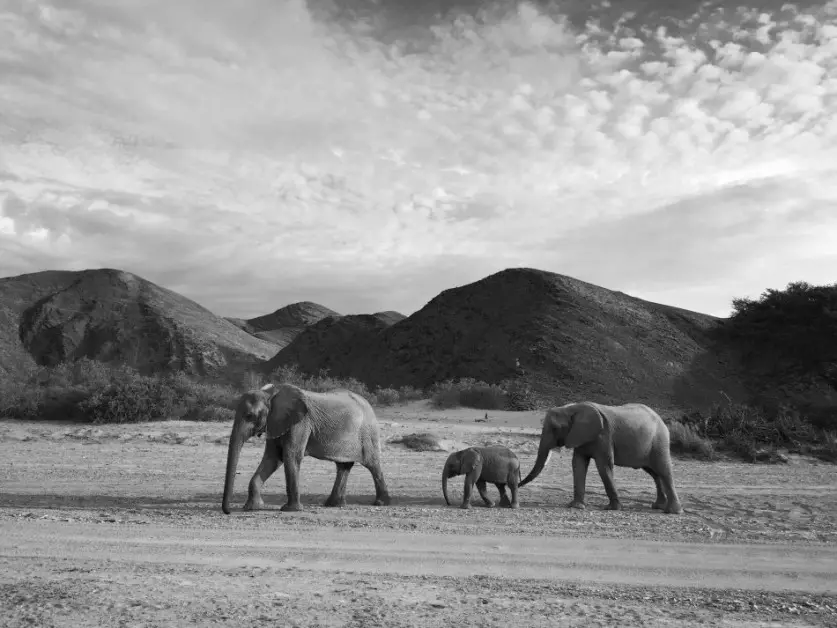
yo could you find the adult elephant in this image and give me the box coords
[221,383,391,514]
[519,402,683,514]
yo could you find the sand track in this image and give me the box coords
[1,408,836,627]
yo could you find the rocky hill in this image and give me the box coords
[266,268,742,412]
[226,301,340,348]
[0,269,277,378]
[264,314,400,376]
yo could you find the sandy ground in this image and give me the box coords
[1,401,836,627]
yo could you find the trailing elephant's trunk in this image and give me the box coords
[442,466,452,506]
[519,439,554,487]
[221,420,254,514]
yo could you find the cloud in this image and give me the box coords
[1,0,836,318]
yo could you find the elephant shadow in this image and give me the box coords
[0,491,216,512]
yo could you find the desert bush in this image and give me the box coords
[681,399,837,463]
[269,364,425,407]
[667,420,715,460]
[390,432,444,452]
[181,405,235,422]
[430,378,507,410]
[0,359,240,424]
[78,377,178,424]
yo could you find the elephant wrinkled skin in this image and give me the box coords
[221,383,391,514]
[442,446,521,510]
[519,402,683,514]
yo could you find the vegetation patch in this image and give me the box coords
[389,432,446,452]
[429,378,543,411]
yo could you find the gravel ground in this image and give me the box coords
[1,406,836,627]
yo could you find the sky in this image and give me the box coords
[1,0,836,319]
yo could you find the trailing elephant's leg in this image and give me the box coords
[324,461,354,507]
[362,459,391,506]
[495,483,511,507]
[244,438,283,511]
[568,450,591,509]
[594,455,621,510]
[476,480,495,508]
[642,466,666,510]
[280,445,305,512]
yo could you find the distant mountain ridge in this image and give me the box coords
[226,301,340,348]
[266,268,737,412]
[0,268,277,378]
[1,265,755,414]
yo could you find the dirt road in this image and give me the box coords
[2,411,836,626]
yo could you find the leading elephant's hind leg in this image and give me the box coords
[362,459,391,506]
[495,483,511,507]
[476,480,495,508]
[657,464,684,515]
[244,438,283,511]
[642,466,666,510]
[324,462,354,507]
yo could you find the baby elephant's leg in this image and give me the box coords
[476,479,495,507]
[495,483,511,507]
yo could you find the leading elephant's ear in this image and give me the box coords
[265,386,308,439]
[564,403,604,449]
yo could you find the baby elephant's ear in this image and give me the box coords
[266,387,307,439]
[564,404,604,449]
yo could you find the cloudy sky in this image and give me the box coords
[1,0,836,318]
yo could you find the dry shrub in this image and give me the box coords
[668,420,715,460]
[390,432,445,452]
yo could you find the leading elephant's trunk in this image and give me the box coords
[221,420,253,515]
[519,437,554,487]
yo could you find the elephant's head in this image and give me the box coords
[519,403,604,487]
[441,450,466,506]
[221,383,276,515]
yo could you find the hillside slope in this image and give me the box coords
[267,268,739,411]
[0,269,277,378]
[226,301,340,348]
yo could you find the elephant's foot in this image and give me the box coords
[323,495,347,508]
[460,502,472,510]
[508,501,520,509]
[664,502,684,515]
[482,500,496,508]
[567,500,586,510]
[243,498,265,511]
[498,496,511,508]
[280,502,303,512]
[652,500,666,510]
[604,500,622,511]
[373,494,391,506]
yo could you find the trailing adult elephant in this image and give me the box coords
[221,383,391,514]
[519,402,683,514]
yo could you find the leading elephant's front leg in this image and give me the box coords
[244,438,283,511]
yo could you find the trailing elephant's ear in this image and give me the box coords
[265,388,308,439]
[564,404,604,449]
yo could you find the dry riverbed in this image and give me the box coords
[1,401,836,627]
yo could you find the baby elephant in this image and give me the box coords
[442,446,521,509]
